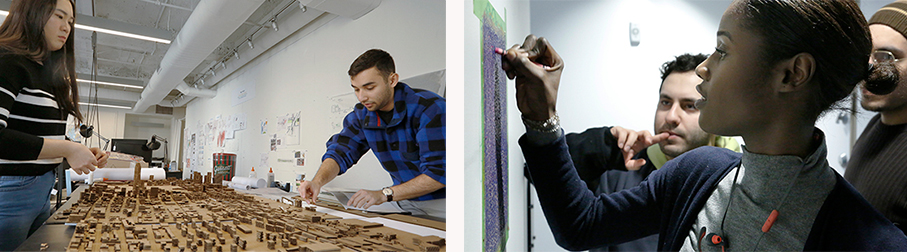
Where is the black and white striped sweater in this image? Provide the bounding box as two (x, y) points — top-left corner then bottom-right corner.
(0, 53), (67, 176)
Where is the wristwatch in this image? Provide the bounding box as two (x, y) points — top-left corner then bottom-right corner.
(381, 187), (394, 202)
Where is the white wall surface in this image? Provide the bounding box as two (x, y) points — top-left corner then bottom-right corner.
(184, 0), (444, 192)
(72, 106), (127, 151)
(123, 113), (173, 162)
(464, 0), (531, 251)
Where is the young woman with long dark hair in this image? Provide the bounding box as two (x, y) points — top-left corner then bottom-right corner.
(0, 0), (108, 249)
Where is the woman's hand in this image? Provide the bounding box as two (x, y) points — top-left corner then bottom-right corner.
(502, 35), (564, 121)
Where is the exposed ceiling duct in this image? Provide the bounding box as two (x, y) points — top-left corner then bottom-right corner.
(132, 0), (266, 113)
(299, 0), (382, 19)
(175, 81), (217, 98)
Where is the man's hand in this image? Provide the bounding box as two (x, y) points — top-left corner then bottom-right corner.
(502, 34), (564, 121)
(90, 147), (109, 168)
(610, 126), (669, 170)
(298, 180), (323, 204)
(347, 189), (387, 210)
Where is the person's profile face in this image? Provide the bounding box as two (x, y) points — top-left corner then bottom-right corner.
(694, 8), (774, 137)
(351, 66), (397, 112)
(653, 71), (710, 158)
(44, 0), (73, 52)
(862, 24), (907, 113)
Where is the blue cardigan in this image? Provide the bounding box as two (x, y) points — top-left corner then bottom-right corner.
(521, 134), (907, 251)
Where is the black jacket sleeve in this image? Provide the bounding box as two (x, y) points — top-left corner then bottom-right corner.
(564, 126), (628, 190)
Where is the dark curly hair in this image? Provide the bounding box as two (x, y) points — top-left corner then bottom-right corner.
(659, 53), (708, 91)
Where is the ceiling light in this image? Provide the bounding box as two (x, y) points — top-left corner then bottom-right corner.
(79, 102), (132, 110)
(220, 62), (226, 69)
(247, 39), (254, 49)
(75, 24), (171, 44)
(233, 50), (240, 60)
(0, 9), (171, 44)
(298, 1), (306, 12)
(270, 20), (279, 32)
(77, 79), (144, 90)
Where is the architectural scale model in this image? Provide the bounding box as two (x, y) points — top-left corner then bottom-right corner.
(59, 169), (445, 252)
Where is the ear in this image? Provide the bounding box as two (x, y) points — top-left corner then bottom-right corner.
(777, 53), (815, 93)
(388, 72), (399, 88)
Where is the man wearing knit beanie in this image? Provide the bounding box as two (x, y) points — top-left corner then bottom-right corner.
(845, 0), (907, 234)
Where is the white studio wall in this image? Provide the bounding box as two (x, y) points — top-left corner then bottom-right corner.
(464, 0), (531, 251)
(124, 113), (174, 164)
(71, 106), (127, 153)
(184, 0), (444, 193)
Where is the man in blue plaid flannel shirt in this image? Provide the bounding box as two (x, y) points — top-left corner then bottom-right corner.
(298, 49), (446, 219)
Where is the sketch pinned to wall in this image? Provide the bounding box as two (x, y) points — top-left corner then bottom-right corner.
(270, 135), (278, 151)
(206, 120), (215, 146)
(197, 145), (206, 169)
(217, 131), (226, 148)
(276, 112), (301, 146)
(188, 133), (197, 171)
(475, 0), (508, 250)
(328, 92), (357, 130)
(260, 153), (269, 168)
(294, 150), (306, 167)
(233, 113), (247, 130)
(260, 119), (268, 134)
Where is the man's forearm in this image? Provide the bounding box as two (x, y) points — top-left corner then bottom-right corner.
(312, 158), (341, 186)
(388, 174), (444, 201)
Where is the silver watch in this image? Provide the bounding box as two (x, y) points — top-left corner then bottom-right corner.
(382, 187), (394, 202)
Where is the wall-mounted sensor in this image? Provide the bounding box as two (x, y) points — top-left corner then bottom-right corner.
(629, 22), (640, 47)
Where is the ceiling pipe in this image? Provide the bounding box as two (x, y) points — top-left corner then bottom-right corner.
(132, 0), (265, 113)
(163, 95), (196, 108)
(299, 0), (381, 19)
(175, 81), (216, 98)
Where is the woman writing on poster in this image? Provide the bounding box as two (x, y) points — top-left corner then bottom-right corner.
(506, 0), (907, 250)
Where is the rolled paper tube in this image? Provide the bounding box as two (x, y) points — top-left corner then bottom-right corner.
(230, 176), (266, 188)
(71, 168), (166, 181)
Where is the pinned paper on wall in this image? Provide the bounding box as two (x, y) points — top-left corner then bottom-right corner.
(260, 119), (268, 134)
(328, 92), (357, 130)
(217, 130), (226, 148)
(231, 82), (256, 107)
(188, 133), (197, 170)
(294, 150), (306, 167)
(234, 113), (247, 130)
(276, 112), (301, 146)
(206, 120), (215, 146)
(224, 128), (235, 139)
(260, 153), (269, 168)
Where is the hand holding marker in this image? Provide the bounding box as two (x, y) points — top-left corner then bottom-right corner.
(495, 47), (550, 69)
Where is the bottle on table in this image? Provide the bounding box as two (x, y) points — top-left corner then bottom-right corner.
(267, 167), (275, 188)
